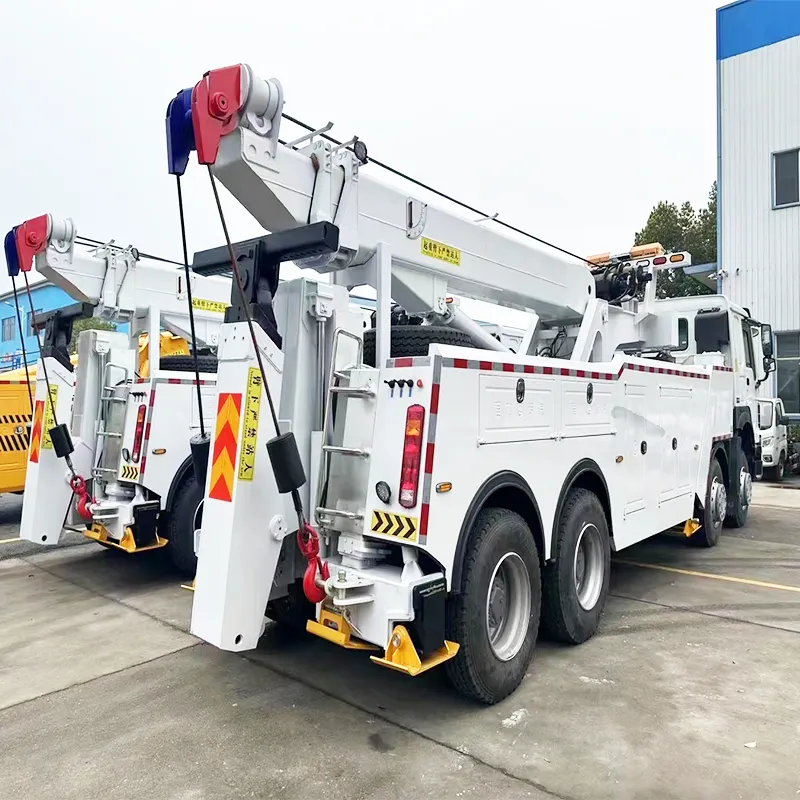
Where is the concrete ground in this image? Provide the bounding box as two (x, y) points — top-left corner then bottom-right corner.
(1, 488), (799, 800)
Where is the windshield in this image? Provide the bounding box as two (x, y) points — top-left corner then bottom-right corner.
(758, 400), (773, 430)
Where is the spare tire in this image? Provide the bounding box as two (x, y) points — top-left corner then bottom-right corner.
(363, 325), (474, 367)
(158, 354), (218, 374)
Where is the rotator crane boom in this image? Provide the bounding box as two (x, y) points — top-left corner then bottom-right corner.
(167, 64), (596, 331)
(8, 214), (230, 345)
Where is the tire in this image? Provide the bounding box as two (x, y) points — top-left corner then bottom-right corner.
(266, 581), (315, 633)
(765, 453), (785, 482)
(541, 488), (611, 644)
(159, 354), (218, 373)
(692, 457), (726, 548)
(363, 325), (474, 368)
(164, 472), (203, 574)
(445, 507), (541, 704)
(724, 438), (751, 529)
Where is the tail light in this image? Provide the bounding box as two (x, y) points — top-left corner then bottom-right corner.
(399, 404), (425, 509)
(131, 404), (146, 463)
(653, 256), (667, 266)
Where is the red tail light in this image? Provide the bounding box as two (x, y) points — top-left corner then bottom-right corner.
(653, 256), (667, 266)
(132, 404), (146, 463)
(399, 404), (425, 509)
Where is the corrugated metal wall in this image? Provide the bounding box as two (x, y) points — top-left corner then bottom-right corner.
(720, 36), (800, 333)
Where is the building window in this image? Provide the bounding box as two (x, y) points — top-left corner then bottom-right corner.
(1, 317), (15, 342)
(776, 332), (800, 415)
(774, 149), (800, 208)
(26, 309), (42, 337)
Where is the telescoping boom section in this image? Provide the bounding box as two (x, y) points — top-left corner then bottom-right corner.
(165, 63), (769, 703)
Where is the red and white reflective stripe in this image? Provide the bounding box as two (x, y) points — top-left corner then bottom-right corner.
(138, 388), (158, 478)
(440, 357), (712, 382)
(385, 357), (432, 369)
(418, 359), (441, 544)
(712, 434), (732, 444)
(135, 377), (216, 385)
(713, 366), (734, 373)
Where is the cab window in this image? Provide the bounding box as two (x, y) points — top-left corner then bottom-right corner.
(740, 320), (755, 370)
(758, 400), (773, 430)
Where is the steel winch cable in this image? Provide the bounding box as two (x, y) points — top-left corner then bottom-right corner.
(280, 112), (597, 269)
(175, 175), (206, 438)
(10, 276), (33, 414)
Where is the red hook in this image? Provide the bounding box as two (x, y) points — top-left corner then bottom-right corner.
(297, 522), (329, 604)
(69, 474), (94, 521)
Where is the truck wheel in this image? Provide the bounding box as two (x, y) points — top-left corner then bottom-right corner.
(158, 354), (218, 373)
(541, 488), (610, 644)
(266, 581), (315, 634)
(363, 326), (474, 367)
(692, 458), (726, 547)
(445, 507), (541, 704)
(164, 472), (202, 575)
(724, 440), (751, 529)
(765, 454), (785, 482)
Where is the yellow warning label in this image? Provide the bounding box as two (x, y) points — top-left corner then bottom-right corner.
(238, 367), (262, 481)
(41, 385), (59, 450)
(370, 510), (418, 542)
(192, 297), (229, 314)
(421, 237), (460, 267)
(119, 465), (140, 481)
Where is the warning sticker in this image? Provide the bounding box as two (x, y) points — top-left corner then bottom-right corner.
(238, 368), (262, 481)
(41, 385), (59, 450)
(192, 297), (229, 314)
(208, 392), (242, 503)
(421, 237), (461, 266)
(29, 400), (44, 463)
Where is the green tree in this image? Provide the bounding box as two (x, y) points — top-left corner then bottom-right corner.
(68, 316), (117, 354)
(634, 181), (717, 298)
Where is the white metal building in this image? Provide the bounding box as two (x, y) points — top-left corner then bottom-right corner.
(718, 0), (800, 415)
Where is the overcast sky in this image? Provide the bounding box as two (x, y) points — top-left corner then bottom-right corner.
(1, 0), (723, 324)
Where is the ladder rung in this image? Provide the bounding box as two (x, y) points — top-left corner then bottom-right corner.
(329, 386), (375, 397)
(322, 445), (369, 457)
(316, 507), (363, 522)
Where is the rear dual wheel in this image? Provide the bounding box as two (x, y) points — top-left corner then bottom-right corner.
(445, 508), (541, 705)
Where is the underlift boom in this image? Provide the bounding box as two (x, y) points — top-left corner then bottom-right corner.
(4, 217), (230, 572)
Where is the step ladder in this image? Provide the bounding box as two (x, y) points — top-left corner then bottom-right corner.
(91, 361), (131, 483)
(315, 328), (376, 528)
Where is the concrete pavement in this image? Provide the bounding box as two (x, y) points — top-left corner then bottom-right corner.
(2, 505), (800, 799)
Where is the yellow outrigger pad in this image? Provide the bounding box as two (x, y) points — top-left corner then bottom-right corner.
(370, 625), (459, 677)
(306, 608), (378, 651)
(85, 523), (168, 554)
(683, 518), (701, 537)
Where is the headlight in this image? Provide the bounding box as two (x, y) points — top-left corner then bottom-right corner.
(762, 436), (773, 447)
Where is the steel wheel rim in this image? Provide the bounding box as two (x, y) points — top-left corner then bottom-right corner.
(485, 552), (532, 662)
(574, 523), (604, 611)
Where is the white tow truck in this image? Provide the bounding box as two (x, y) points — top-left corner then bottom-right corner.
(28, 62), (774, 704)
(4, 216), (231, 573)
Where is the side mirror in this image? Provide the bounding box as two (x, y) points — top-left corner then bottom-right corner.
(764, 356), (776, 375)
(779, 415), (791, 426)
(762, 324), (774, 358)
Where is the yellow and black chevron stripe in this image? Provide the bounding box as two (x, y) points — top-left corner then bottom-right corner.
(119, 465), (140, 481)
(0, 432), (30, 451)
(370, 510), (418, 542)
(0, 414), (30, 424)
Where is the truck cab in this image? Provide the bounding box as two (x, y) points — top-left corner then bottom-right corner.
(758, 398), (789, 481)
